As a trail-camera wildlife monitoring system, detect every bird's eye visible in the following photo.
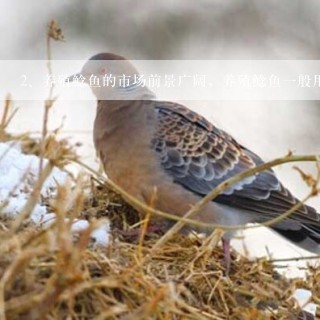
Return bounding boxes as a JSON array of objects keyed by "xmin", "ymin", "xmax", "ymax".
[{"xmin": 100, "ymin": 67, "xmax": 107, "ymax": 75}]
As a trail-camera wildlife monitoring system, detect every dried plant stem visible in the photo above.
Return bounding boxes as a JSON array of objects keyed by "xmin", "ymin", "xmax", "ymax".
[
  {"xmin": 10, "ymin": 161, "xmax": 53, "ymax": 233},
  {"xmin": 270, "ymin": 255, "xmax": 320, "ymax": 263},
  {"xmin": 0, "ymin": 165, "xmax": 31, "ymax": 214},
  {"xmin": 165, "ymin": 154, "xmax": 320, "ymax": 231},
  {"xmin": 137, "ymin": 188, "xmax": 156, "ymax": 261},
  {"xmin": 38, "ymin": 100, "xmax": 53, "ymax": 175},
  {"xmin": 0, "ymin": 95, "xmax": 19, "ymax": 138},
  {"xmin": 73, "ymin": 154, "xmax": 320, "ymax": 234},
  {"xmin": 0, "ymin": 95, "xmax": 11, "ymax": 129},
  {"xmin": 153, "ymin": 193, "xmax": 314, "ymax": 251},
  {"xmin": 38, "ymin": 21, "xmax": 59, "ymax": 176},
  {"xmin": 0, "ymin": 247, "xmax": 46, "ymax": 320}
]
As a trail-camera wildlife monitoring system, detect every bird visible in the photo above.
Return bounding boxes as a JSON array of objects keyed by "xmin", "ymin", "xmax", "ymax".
[{"xmin": 68, "ymin": 53, "xmax": 320, "ymax": 271}]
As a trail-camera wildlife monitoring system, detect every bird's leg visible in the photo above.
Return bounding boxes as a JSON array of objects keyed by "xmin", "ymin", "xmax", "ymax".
[{"xmin": 222, "ymin": 238, "xmax": 231, "ymax": 275}]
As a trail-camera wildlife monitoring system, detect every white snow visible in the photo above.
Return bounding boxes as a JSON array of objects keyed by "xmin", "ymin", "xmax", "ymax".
[
  {"xmin": 71, "ymin": 218, "xmax": 111, "ymax": 246},
  {"xmin": 0, "ymin": 141, "xmax": 110, "ymax": 246},
  {"xmin": 42, "ymin": 215, "xmax": 111, "ymax": 247},
  {"xmin": 293, "ymin": 289, "xmax": 317, "ymax": 316},
  {"xmin": 70, "ymin": 219, "xmax": 90, "ymax": 231},
  {"xmin": 232, "ymin": 226, "xmax": 320, "ymax": 278},
  {"xmin": 0, "ymin": 142, "xmax": 68, "ymax": 222},
  {"xmin": 91, "ymin": 223, "xmax": 111, "ymax": 246}
]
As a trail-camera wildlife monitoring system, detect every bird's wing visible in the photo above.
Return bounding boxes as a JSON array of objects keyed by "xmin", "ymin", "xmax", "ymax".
[{"xmin": 152, "ymin": 101, "xmax": 319, "ymax": 225}]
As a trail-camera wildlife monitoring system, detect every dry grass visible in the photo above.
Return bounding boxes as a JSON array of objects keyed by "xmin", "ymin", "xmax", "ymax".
[{"xmin": 0, "ymin": 182, "xmax": 319, "ymax": 320}]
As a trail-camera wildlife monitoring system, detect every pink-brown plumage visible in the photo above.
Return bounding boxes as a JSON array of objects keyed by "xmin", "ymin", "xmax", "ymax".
[{"xmin": 71, "ymin": 53, "xmax": 320, "ymax": 271}]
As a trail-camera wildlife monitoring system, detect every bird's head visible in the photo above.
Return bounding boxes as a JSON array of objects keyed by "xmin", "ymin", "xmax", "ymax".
[{"xmin": 67, "ymin": 53, "xmax": 155, "ymax": 100}]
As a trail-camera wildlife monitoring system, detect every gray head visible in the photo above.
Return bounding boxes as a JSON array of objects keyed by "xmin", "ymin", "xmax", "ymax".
[{"xmin": 67, "ymin": 53, "xmax": 155, "ymax": 100}]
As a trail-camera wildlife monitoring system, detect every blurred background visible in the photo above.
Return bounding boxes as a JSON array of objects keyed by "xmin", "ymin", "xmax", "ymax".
[{"xmin": 1, "ymin": 0, "xmax": 320, "ymax": 271}]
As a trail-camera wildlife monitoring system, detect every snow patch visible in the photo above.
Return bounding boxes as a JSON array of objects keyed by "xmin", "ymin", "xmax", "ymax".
[
  {"xmin": 293, "ymin": 289, "xmax": 317, "ymax": 316},
  {"xmin": 0, "ymin": 142, "xmax": 68, "ymax": 223},
  {"xmin": 0, "ymin": 142, "xmax": 110, "ymax": 247},
  {"xmin": 42, "ymin": 215, "xmax": 110, "ymax": 247}
]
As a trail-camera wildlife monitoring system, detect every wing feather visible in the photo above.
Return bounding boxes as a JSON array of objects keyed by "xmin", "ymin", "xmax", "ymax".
[{"xmin": 152, "ymin": 101, "xmax": 319, "ymax": 224}]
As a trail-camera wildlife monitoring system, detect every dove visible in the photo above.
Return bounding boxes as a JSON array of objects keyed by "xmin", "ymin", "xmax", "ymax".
[{"xmin": 68, "ymin": 53, "xmax": 320, "ymax": 271}]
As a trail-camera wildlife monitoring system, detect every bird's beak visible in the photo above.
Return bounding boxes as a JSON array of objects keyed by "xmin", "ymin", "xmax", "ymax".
[{"xmin": 65, "ymin": 73, "xmax": 82, "ymax": 82}]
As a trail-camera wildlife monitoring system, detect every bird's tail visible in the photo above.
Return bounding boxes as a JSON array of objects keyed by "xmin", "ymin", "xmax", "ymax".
[{"xmin": 273, "ymin": 220, "xmax": 320, "ymax": 254}]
